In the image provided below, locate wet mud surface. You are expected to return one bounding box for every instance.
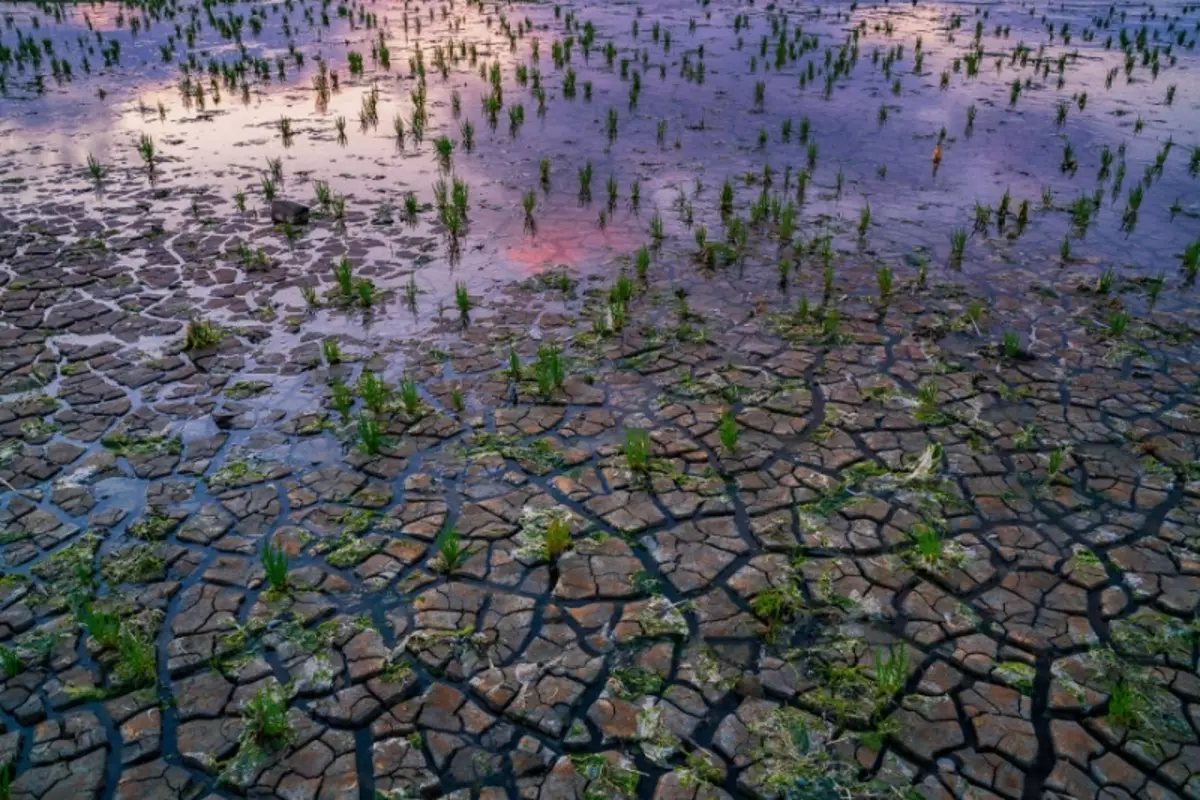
[1,0,1200,798]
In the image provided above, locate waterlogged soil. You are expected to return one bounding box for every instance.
[1,0,1200,799]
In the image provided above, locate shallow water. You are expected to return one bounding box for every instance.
[2,2,1200,799]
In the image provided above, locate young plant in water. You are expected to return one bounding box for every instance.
[357,371,389,414]
[1002,331,1020,359]
[261,543,289,591]
[1107,310,1130,339]
[313,180,332,209]
[876,265,893,304]
[85,153,105,183]
[0,648,21,679]
[523,191,537,232]
[433,524,472,575]
[333,257,353,296]
[858,203,871,237]
[136,132,155,168]
[949,228,967,266]
[578,161,593,202]
[649,210,664,241]
[455,281,471,321]
[183,318,220,351]
[399,377,420,417]
[330,380,353,420]
[1106,678,1138,728]
[357,414,382,455]
[434,135,454,169]
[821,308,840,340]
[908,522,944,571]
[718,410,739,452]
[623,427,652,473]
[543,517,572,560]
[634,247,651,281]
[1182,241,1200,283]
[322,338,341,365]
[356,280,376,307]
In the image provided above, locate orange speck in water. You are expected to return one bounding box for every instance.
[932,144,943,164]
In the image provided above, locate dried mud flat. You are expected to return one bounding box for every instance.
[2,1,1200,799]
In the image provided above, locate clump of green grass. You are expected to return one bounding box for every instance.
[399,377,420,417]
[873,644,909,699]
[973,202,992,233]
[544,517,572,560]
[79,604,121,649]
[634,247,650,281]
[1107,310,1130,339]
[1070,194,1092,232]
[523,191,537,231]
[0,646,21,678]
[1182,240,1200,283]
[623,427,652,473]
[949,228,967,266]
[916,380,939,419]
[455,281,471,321]
[433,523,471,575]
[313,180,332,209]
[137,132,155,168]
[355,280,376,307]
[718,410,738,452]
[333,257,353,296]
[357,413,382,454]
[322,338,341,365]
[434,135,454,169]
[330,380,353,420]
[1107,677,1138,728]
[113,627,156,687]
[183,318,221,351]
[649,210,664,241]
[534,345,566,398]
[1002,331,1021,359]
[245,682,291,748]
[876,265,892,304]
[821,308,840,340]
[86,153,105,183]
[578,161,593,202]
[858,203,871,237]
[908,522,943,571]
[261,543,289,591]
[357,371,389,413]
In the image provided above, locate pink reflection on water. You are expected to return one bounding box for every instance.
[503,216,639,274]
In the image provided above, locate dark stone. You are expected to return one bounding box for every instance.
[271,200,310,225]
